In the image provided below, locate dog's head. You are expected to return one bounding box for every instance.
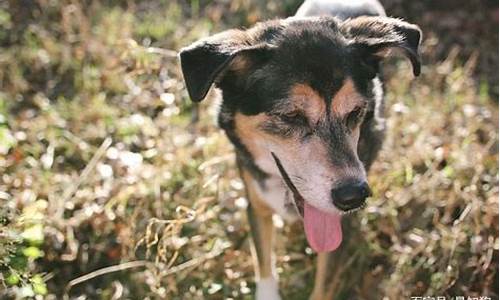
[180,16,421,251]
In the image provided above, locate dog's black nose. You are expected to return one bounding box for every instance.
[331,181,372,211]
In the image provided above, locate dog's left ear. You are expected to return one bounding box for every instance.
[342,16,422,76]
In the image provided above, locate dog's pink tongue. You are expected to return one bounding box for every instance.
[304,202,342,252]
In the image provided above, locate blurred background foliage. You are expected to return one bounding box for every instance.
[0,0,498,299]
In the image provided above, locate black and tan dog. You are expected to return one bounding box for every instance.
[179,0,421,298]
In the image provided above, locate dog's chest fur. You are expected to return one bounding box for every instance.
[250,175,299,221]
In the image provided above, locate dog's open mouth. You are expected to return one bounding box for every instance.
[271,152,343,253]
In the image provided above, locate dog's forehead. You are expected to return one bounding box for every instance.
[272,20,349,72]
[266,19,356,99]
[235,18,371,115]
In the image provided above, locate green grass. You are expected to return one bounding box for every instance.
[0,1,497,299]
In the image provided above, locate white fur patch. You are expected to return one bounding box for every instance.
[372,76,386,131]
[256,277,281,300]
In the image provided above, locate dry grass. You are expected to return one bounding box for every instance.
[0,1,497,299]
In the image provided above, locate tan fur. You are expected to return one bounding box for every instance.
[289,83,326,125]
[310,252,329,300]
[241,169,275,279]
[242,169,274,215]
[234,112,269,162]
[229,55,252,74]
[234,112,309,162]
[331,79,365,116]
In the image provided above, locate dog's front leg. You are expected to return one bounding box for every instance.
[241,169,281,299]
[310,252,329,300]
[310,252,339,300]
[247,202,280,300]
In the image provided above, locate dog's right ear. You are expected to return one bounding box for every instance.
[342,16,422,77]
[179,30,273,102]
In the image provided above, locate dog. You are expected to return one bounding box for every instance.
[179,0,421,298]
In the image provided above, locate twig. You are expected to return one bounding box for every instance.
[146,47,178,58]
[64,241,228,294]
[57,137,112,219]
[159,240,230,277]
[65,260,148,293]
[120,39,178,58]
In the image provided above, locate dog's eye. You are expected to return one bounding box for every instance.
[277,111,308,126]
[268,111,312,138]
[345,107,364,129]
